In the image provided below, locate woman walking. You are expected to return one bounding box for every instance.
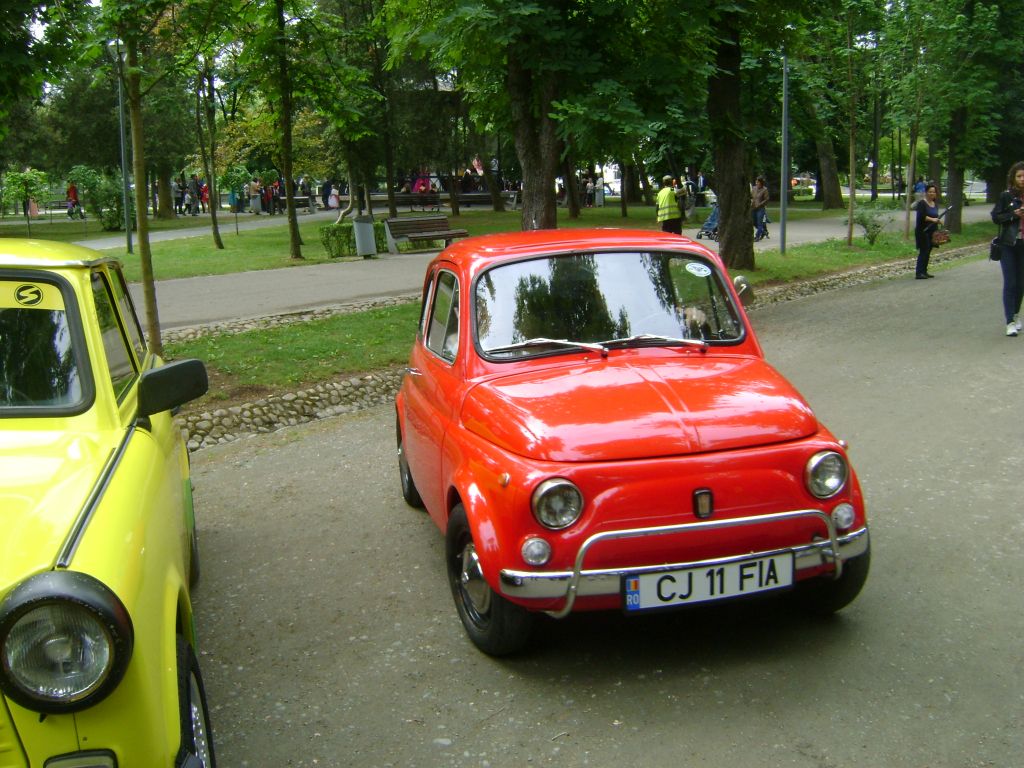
[914,183,942,279]
[991,161,1024,336]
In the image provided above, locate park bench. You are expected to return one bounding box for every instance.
[455,190,520,209]
[393,191,441,212]
[384,215,468,254]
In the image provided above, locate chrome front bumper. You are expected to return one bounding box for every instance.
[498,509,870,618]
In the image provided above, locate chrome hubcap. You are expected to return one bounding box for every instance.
[460,543,491,616]
[189,674,213,767]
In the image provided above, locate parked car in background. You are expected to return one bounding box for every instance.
[396,229,870,655]
[0,240,215,766]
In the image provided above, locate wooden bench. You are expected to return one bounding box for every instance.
[393,192,441,212]
[456,190,520,209]
[384,215,468,253]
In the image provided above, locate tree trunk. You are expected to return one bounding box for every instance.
[481,163,505,212]
[563,154,580,219]
[946,107,967,231]
[275,0,303,259]
[618,158,629,218]
[508,52,558,230]
[446,173,461,217]
[334,174,354,222]
[125,40,161,355]
[195,60,224,250]
[157,169,175,219]
[634,156,653,206]
[707,18,753,271]
[845,14,856,246]
[904,122,919,239]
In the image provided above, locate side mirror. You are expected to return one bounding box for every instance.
[137,359,208,417]
[733,275,755,306]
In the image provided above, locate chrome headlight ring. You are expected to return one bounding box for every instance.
[0,572,134,714]
[805,450,849,500]
[531,478,584,530]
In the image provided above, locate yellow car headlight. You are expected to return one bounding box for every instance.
[0,572,133,713]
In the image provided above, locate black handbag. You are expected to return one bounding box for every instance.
[990,237,1002,261]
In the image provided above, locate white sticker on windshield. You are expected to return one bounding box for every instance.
[685,263,712,278]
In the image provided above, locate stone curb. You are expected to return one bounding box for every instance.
[176,243,985,451]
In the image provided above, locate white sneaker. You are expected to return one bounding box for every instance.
[1007,322,1018,337]
[1015,314,1022,332]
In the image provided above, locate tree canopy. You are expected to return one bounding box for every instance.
[4,0,1023,271]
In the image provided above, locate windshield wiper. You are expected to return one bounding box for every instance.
[601,333,708,350]
[486,337,608,356]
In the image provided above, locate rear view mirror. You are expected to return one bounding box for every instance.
[733,275,755,306]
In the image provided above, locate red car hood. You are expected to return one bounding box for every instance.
[461,356,819,462]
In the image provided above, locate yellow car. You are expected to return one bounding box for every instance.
[0,240,214,767]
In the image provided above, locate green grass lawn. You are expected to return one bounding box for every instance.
[0,210,233,243]
[3,199,865,282]
[165,302,421,402]
[166,216,992,407]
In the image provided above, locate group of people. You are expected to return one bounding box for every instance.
[170,174,209,216]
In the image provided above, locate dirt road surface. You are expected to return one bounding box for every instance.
[191,255,1023,768]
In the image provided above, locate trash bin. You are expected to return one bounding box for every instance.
[353,215,377,258]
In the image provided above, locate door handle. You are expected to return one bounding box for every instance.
[405,367,423,377]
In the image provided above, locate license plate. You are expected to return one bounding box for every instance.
[623,553,794,612]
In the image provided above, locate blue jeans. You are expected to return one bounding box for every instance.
[999,241,1024,323]
[753,208,767,239]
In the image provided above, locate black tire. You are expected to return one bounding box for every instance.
[446,504,533,656]
[396,416,424,508]
[176,637,216,768]
[188,527,201,589]
[791,547,871,616]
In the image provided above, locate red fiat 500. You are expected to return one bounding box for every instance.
[395,229,869,655]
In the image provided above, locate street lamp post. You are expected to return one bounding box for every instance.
[780,52,789,255]
[110,41,132,254]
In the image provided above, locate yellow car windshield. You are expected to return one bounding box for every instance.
[1,280,84,409]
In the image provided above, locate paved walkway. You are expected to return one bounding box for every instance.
[106,204,992,330]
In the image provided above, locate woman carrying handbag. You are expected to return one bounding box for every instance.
[990,161,1024,337]
[914,183,944,279]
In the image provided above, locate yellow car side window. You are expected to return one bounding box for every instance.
[91,271,137,402]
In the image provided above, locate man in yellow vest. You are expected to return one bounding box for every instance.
[656,175,683,234]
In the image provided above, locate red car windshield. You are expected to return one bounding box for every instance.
[474,250,743,359]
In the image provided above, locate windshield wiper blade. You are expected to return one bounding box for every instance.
[486,337,608,356]
[601,333,708,349]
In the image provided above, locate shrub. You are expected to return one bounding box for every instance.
[846,203,895,246]
[320,222,355,257]
[92,173,136,232]
[319,219,389,257]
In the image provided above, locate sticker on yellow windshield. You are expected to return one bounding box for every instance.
[1,281,66,311]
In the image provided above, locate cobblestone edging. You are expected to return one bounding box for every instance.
[176,245,984,450]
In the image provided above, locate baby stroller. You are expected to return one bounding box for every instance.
[696,201,720,242]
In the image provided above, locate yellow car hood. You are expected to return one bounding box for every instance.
[0,429,117,589]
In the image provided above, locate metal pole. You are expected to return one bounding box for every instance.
[114,49,133,254]
[780,53,789,254]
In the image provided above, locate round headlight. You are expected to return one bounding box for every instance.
[0,572,133,713]
[805,451,849,499]
[531,479,583,530]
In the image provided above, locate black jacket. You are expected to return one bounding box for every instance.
[991,190,1023,247]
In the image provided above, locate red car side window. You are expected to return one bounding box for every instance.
[425,270,459,362]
